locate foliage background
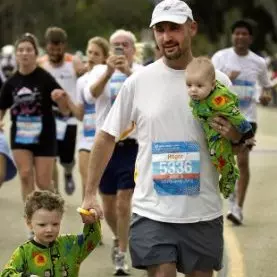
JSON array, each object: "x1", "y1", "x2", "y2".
[{"x1": 0, "y1": 0, "x2": 277, "y2": 56}]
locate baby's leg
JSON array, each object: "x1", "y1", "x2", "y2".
[{"x1": 209, "y1": 138, "x2": 239, "y2": 198}]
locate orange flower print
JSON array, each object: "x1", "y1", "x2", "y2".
[
  {"x1": 87, "y1": 240, "x2": 95, "y2": 252},
  {"x1": 218, "y1": 156, "x2": 226, "y2": 170},
  {"x1": 212, "y1": 96, "x2": 227, "y2": 107},
  {"x1": 33, "y1": 253, "x2": 47, "y2": 267}
]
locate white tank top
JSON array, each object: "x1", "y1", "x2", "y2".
[{"x1": 39, "y1": 54, "x2": 77, "y2": 125}]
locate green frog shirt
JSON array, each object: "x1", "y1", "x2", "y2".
[{"x1": 1, "y1": 222, "x2": 101, "y2": 277}]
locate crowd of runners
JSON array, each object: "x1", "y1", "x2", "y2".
[{"x1": 0, "y1": 0, "x2": 275, "y2": 276}]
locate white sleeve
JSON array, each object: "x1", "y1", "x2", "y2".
[
  {"x1": 83, "y1": 65, "x2": 107, "y2": 104},
  {"x1": 215, "y1": 69, "x2": 232, "y2": 88},
  {"x1": 211, "y1": 52, "x2": 223, "y2": 71},
  {"x1": 101, "y1": 77, "x2": 135, "y2": 139},
  {"x1": 258, "y1": 59, "x2": 272, "y2": 89}
]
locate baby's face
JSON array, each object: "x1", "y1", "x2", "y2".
[
  {"x1": 27, "y1": 208, "x2": 62, "y2": 246},
  {"x1": 186, "y1": 71, "x2": 215, "y2": 101}
]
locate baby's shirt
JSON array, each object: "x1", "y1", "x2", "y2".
[{"x1": 1, "y1": 222, "x2": 101, "y2": 277}]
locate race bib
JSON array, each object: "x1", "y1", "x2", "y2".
[
  {"x1": 83, "y1": 104, "x2": 96, "y2": 140},
  {"x1": 152, "y1": 141, "x2": 200, "y2": 196},
  {"x1": 110, "y1": 73, "x2": 127, "y2": 105},
  {"x1": 55, "y1": 118, "x2": 67, "y2": 141},
  {"x1": 15, "y1": 116, "x2": 42, "y2": 144},
  {"x1": 232, "y1": 79, "x2": 255, "y2": 108}
]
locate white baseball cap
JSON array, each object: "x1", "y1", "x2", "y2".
[{"x1": 149, "y1": 0, "x2": 194, "y2": 28}]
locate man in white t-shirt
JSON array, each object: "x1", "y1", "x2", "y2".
[
  {"x1": 83, "y1": 29, "x2": 143, "y2": 275},
  {"x1": 212, "y1": 20, "x2": 272, "y2": 225},
  {"x1": 80, "y1": 1, "x2": 246, "y2": 276},
  {"x1": 38, "y1": 27, "x2": 85, "y2": 196}
]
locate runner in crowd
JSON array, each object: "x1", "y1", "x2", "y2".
[
  {"x1": 0, "y1": 45, "x2": 17, "y2": 88},
  {"x1": 212, "y1": 19, "x2": 272, "y2": 225},
  {"x1": 38, "y1": 27, "x2": 85, "y2": 195},
  {"x1": 83, "y1": 29, "x2": 143, "y2": 275},
  {"x1": 66, "y1": 36, "x2": 109, "y2": 198},
  {"x1": 79, "y1": 1, "x2": 250, "y2": 276},
  {"x1": 0, "y1": 33, "x2": 69, "y2": 201},
  {"x1": 0, "y1": 130, "x2": 17, "y2": 188}
]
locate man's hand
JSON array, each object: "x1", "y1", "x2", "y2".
[
  {"x1": 114, "y1": 55, "x2": 132, "y2": 76},
  {"x1": 232, "y1": 137, "x2": 256, "y2": 154},
  {"x1": 51, "y1": 89, "x2": 67, "y2": 102},
  {"x1": 259, "y1": 89, "x2": 272, "y2": 106},
  {"x1": 106, "y1": 55, "x2": 118, "y2": 75},
  {"x1": 210, "y1": 116, "x2": 242, "y2": 142},
  {"x1": 228, "y1": 70, "x2": 240, "y2": 81},
  {"x1": 80, "y1": 194, "x2": 104, "y2": 224}
]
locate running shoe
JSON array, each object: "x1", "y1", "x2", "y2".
[
  {"x1": 114, "y1": 252, "x2": 130, "y2": 276},
  {"x1": 227, "y1": 204, "x2": 243, "y2": 225},
  {"x1": 111, "y1": 237, "x2": 119, "y2": 264},
  {"x1": 64, "y1": 173, "x2": 75, "y2": 195}
]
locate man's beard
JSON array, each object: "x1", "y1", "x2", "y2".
[
  {"x1": 163, "y1": 47, "x2": 182, "y2": 60},
  {"x1": 50, "y1": 54, "x2": 64, "y2": 64}
]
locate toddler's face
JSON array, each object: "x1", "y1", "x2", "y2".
[
  {"x1": 27, "y1": 208, "x2": 62, "y2": 246},
  {"x1": 186, "y1": 71, "x2": 215, "y2": 101}
]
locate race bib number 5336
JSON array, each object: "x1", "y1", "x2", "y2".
[{"x1": 152, "y1": 141, "x2": 200, "y2": 196}]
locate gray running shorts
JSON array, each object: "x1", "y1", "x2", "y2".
[{"x1": 129, "y1": 214, "x2": 224, "y2": 275}]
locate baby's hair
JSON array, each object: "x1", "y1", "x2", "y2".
[
  {"x1": 24, "y1": 190, "x2": 65, "y2": 221},
  {"x1": 186, "y1": 56, "x2": 215, "y2": 81}
]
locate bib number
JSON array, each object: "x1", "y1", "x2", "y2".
[
  {"x1": 55, "y1": 118, "x2": 67, "y2": 141},
  {"x1": 152, "y1": 141, "x2": 200, "y2": 196},
  {"x1": 15, "y1": 116, "x2": 42, "y2": 144},
  {"x1": 232, "y1": 79, "x2": 255, "y2": 108},
  {"x1": 110, "y1": 73, "x2": 127, "y2": 105}
]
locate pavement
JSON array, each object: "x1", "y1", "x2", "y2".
[{"x1": 0, "y1": 105, "x2": 277, "y2": 277}]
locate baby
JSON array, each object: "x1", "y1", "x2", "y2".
[
  {"x1": 1, "y1": 190, "x2": 101, "y2": 277},
  {"x1": 186, "y1": 56, "x2": 253, "y2": 198}
]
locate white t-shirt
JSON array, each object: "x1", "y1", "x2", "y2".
[
  {"x1": 76, "y1": 72, "x2": 95, "y2": 151},
  {"x1": 101, "y1": 59, "x2": 231, "y2": 223},
  {"x1": 84, "y1": 63, "x2": 143, "y2": 133},
  {"x1": 40, "y1": 54, "x2": 78, "y2": 125},
  {"x1": 212, "y1": 47, "x2": 271, "y2": 122}
]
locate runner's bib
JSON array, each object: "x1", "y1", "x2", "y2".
[
  {"x1": 110, "y1": 73, "x2": 127, "y2": 105},
  {"x1": 231, "y1": 79, "x2": 255, "y2": 108},
  {"x1": 15, "y1": 115, "x2": 42, "y2": 144},
  {"x1": 55, "y1": 117, "x2": 67, "y2": 141},
  {"x1": 83, "y1": 103, "x2": 96, "y2": 143},
  {"x1": 152, "y1": 141, "x2": 200, "y2": 196}
]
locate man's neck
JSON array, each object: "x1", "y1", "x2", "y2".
[
  {"x1": 49, "y1": 60, "x2": 64, "y2": 68},
  {"x1": 234, "y1": 47, "x2": 249, "y2": 56},
  {"x1": 163, "y1": 51, "x2": 193, "y2": 70}
]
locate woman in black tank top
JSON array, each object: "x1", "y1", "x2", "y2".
[{"x1": 0, "y1": 33, "x2": 69, "y2": 202}]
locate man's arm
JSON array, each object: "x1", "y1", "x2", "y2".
[
  {"x1": 88, "y1": 56, "x2": 119, "y2": 99},
  {"x1": 90, "y1": 68, "x2": 113, "y2": 99},
  {"x1": 81, "y1": 131, "x2": 116, "y2": 220},
  {"x1": 51, "y1": 89, "x2": 70, "y2": 116},
  {"x1": 67, "y1": 96, "x2": 84, "y2": 121},
  {"x1": 259, "y1": 87, "x2": 272, "y2": 106}
]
